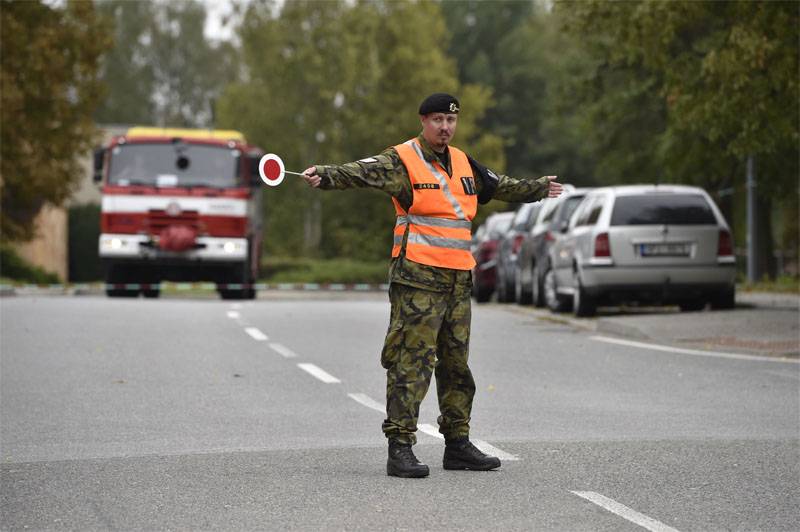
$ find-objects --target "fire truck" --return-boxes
[93,127,264,299]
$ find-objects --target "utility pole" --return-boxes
[746,155,758,282]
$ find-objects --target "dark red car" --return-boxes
[471,211,514,302]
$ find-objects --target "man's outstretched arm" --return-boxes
[302,150,408,196]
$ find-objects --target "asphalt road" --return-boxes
[1,294,798,531]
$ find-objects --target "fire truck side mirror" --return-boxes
[93,147,106,183]
[248,153,262,186]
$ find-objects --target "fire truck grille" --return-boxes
[147,209,200,234]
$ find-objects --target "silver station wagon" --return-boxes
[548,185,736,316]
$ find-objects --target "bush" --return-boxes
[0,243,60,284]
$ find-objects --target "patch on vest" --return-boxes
[413,183,441,190]
[460,176,477,195]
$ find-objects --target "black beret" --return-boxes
[418,93,460,115]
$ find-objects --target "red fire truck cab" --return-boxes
[94,127,264,299]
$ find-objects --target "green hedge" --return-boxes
[260,256,389,284]
[68,203,103,282]
[0,243,60,284]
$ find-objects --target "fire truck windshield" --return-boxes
[108,143,240,187]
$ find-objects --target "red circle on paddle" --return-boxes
[263,159,281,181]
[258,154,285,186]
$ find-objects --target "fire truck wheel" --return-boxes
[105,264,138,298]
[219,260,255,300]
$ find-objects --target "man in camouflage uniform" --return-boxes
[302,93,563,478]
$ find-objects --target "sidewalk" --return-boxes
[529,290,799,359]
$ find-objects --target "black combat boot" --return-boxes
[443,437,501,471]
[387,440,430,478]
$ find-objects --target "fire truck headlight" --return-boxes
[223,241,238,253]
[102,237,125,250]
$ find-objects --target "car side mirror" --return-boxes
[92,147,106,183]
[248,153,263,186]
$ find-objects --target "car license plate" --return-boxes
[639,243,691,257]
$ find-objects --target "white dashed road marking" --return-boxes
[269,343,298,358]
[571,491,680,532]
[227,311,240,319]
[244,327,268,341]
[417,424,443,439]
[591,335,799,364]
[297,363,341,384]
[347,393,385,413]
[472,440,519,461]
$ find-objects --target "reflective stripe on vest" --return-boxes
[391,138,477,270]
[395,214,472,230]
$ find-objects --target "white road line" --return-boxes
[227,311,240,319]
[297,363,341,384]
[591,335,799,364]
[417,424,444,439]
[347,393,385,413]
[244,327,268,341]
[268,343,298,358]
[571,491,680,532]
[472,440,519,461]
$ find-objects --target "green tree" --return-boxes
[556,0,799,275]
[219,0,503,260]
[1,0,112,242]
[94,0,156,124]
[94,0,238,127]
[440,1,595,188]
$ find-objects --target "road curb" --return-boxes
[0,282,391,296]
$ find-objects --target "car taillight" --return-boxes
[718,229,733,256]
[479,241,498,262]
[512,234,525,253]
[594,232,610,257]
[544,231,555,242]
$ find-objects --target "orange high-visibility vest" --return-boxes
[391,138,477,270]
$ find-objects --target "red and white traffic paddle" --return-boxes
[258,153,307,187]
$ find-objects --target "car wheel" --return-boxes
[475,287,492,303]
[544,268,571,313]
[515,269,532,305]
[496,268,508,303]
[710,286,735,310]
[572,271,596,317]
[531,265,545,308]
[679,299,706,312]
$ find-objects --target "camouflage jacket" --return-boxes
[314,134,551,292]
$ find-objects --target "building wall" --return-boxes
[14,204,68,281]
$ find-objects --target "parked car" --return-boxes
[515,186,590,307]
[472,211,514,303]
[548,185,737,316]
[495,202,542,303]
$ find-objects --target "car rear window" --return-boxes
[487,215,513,238]
[555,195,585,224]
[610,193,716,225]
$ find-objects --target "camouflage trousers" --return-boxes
[380,282,476,445]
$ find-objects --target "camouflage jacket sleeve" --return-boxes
[314,149,413,210]
[491,174,551,203]
[468,155,550,204]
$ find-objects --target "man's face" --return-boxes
[420,112,458,151]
